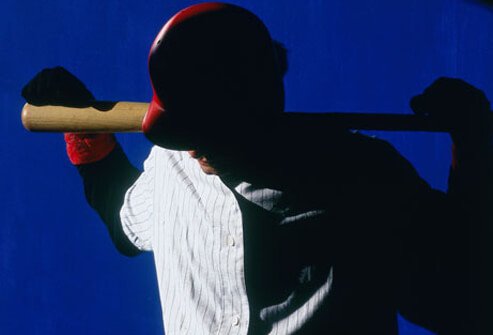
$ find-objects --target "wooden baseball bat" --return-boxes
[21,102,148,133]
[21,101,464,133]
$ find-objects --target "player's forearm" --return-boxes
[447,141,493,333]
[447,142,493,245]
[401,143,493,333]
[449,141,493,200]
[76,144,142,256]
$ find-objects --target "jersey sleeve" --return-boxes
[119,147,159,251]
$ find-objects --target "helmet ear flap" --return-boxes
[142,94,164,135]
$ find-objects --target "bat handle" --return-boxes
[285,111,493,132]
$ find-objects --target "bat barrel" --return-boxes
[21,102,148,133]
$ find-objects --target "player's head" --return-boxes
[143,2,285,150]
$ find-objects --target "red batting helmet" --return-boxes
[143,2,285,150]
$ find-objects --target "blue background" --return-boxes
[2,0,493,334]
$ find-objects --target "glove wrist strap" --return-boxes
[64,133,116,165]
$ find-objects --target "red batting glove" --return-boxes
[21,67,118,165]
[64,133,116,165]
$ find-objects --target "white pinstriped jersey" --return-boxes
[120,146,333,335]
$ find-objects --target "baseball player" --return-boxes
[22,3,493,334]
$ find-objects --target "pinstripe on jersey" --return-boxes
[120,146,333,335]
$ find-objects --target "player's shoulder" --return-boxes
[342,131,401,161]
[290,127,422,186]
[336,131,423,186]
[149,145,187,160]
[143,145,187,170]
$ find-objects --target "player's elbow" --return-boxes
[113,237,143,257]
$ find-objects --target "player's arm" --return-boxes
[22,67,142,256]
[76,144,142,256]
[397,78,493,334]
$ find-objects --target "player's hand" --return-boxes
[21,66,116,165]
[22,66,95,107]
[410,77,492,146]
